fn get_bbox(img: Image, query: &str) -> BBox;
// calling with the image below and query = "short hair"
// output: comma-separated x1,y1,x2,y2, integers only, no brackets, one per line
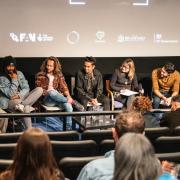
40,56,62,75
115,110,145,138
164,62,175,74
114,133,161,180
84,56,96,65
172,95,180,103
9,128,64,180
132,96,152,114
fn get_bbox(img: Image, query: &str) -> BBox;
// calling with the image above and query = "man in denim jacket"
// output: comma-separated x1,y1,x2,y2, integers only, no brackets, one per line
0,56,43,130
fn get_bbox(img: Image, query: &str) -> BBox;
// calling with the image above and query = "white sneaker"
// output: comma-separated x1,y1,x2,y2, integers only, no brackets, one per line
24,105,35,113
15,104,25,112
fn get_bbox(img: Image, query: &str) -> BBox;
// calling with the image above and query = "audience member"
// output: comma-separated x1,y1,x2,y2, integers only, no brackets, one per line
132,96,160,128
161,95,180,132
114,133,161,180
77,110,145,180
0,128,64,180
35,56,75,129
76,56,110,110
0,56,43,129
110,58,143,109
152,62,179,109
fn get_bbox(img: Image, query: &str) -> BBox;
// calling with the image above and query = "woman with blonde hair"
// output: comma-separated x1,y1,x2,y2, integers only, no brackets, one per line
0,128,64,180
110,58,143,109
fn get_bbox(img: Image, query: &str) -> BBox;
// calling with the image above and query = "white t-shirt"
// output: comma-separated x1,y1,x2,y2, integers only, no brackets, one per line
47,74,55,91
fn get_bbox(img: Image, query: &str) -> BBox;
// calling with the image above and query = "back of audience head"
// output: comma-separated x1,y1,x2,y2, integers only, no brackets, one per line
171,95,180,111
40,56,62,75
113,110,145,142
114,133,161,180
10,128,64,180
132,96,152,114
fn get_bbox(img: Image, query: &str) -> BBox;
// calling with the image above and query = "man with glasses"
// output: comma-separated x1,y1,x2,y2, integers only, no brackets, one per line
152,62,180,109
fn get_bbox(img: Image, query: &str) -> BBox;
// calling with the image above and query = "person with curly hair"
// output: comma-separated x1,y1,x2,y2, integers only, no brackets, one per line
132,96,160,128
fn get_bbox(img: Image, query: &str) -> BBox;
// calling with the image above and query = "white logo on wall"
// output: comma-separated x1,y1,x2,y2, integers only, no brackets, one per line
154,33,179,44
95,31,106,43
69,0,86,5
117,34,146,43
133,0,149,6
10,33,54,42
67,31,80,44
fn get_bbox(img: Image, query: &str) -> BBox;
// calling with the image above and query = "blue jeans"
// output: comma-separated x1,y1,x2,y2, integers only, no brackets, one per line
152,92,171,109
43,90,73,130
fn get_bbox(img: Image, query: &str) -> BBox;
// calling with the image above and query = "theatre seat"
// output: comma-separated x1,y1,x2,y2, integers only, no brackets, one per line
0,143,16,159
0,159,13,172
99,139,115,155
47,131,79,141
51,140,98,162
0,132,22,143
156,152,180,164
155,136,180,153
59,156,103,180
81,129,113,144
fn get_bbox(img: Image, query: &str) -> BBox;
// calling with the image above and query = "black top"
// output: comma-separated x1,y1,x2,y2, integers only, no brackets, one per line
76,69,103,100
161,108,180,132
110,68,139,92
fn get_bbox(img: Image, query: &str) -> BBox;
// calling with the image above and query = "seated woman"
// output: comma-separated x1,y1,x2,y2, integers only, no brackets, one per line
0,128,64,180
132,96,160,128
110,58,143,109
114,133,161,180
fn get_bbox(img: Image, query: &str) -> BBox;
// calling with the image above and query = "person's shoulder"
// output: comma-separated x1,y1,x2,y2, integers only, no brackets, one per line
94,69,102,75
0,170,12,180
77,69,84,76
152,68,159,74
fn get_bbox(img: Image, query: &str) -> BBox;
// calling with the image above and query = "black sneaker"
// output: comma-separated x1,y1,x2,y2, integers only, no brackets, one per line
73,100,85,111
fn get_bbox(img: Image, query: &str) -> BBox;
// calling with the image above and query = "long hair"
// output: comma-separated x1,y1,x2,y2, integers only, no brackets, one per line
120,58,135,80
9,128,64,180
114,133,161,180
132,96,152,114
40,56,62,75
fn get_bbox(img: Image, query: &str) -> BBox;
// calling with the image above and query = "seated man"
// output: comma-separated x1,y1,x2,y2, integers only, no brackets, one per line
161,95,180,132
0,56,43,129
152,62,180,109
35,56,76,129
77,110,145,180
76,56,110,110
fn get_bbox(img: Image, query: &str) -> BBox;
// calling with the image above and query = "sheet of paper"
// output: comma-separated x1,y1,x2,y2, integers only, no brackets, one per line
120,89,138,96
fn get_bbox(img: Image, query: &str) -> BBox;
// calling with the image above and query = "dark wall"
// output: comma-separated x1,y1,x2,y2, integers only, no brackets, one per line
0,56,179,96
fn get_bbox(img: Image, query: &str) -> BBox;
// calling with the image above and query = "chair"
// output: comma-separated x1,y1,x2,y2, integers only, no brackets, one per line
99,139,115,155
145,127,171,146
174,126,180,136
0,159,13,172
51,140,98,162
0,132,22,144
47,131,79,141
105,80,123,111
81,129,113,144
0,143,16,159
59,156,103,180
156,152,180,164
154,136,180,153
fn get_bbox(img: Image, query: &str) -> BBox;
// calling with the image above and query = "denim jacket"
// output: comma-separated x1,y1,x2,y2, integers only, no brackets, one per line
0,71,30,109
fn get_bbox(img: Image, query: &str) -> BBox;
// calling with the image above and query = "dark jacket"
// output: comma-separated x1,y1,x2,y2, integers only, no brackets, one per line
76,69,103,100
161,108,180,132
35,72,70,97
110,68,139,92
